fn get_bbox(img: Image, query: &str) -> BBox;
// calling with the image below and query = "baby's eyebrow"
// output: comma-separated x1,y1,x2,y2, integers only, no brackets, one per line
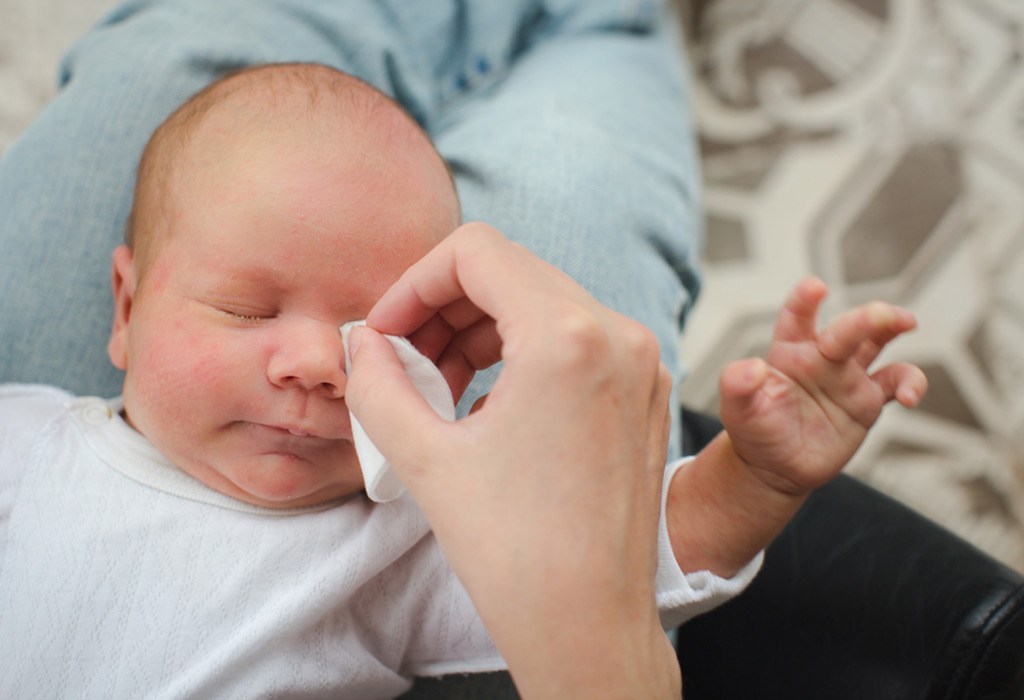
211,262,291,290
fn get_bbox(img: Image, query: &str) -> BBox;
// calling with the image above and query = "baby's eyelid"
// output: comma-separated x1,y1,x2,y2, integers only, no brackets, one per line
233,311,269,323
218,306,276,323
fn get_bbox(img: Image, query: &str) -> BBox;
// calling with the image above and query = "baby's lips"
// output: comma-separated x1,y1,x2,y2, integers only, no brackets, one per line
260,410,353,441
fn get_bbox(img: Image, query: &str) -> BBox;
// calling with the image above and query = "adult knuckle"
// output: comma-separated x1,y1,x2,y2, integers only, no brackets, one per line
547,303,610,369
656,363,673,394
622,320,660,361
456,221,504,246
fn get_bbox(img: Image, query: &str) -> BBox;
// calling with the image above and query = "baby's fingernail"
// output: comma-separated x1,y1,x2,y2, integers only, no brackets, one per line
868,302,895,326
899,386,920,406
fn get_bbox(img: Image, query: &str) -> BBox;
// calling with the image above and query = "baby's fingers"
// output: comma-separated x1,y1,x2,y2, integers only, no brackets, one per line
718,357,771,425
817,302,917,366
870,362,928,408
772,277,829,344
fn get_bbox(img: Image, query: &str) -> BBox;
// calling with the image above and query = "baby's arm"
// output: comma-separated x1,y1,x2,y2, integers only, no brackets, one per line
666,278,928,577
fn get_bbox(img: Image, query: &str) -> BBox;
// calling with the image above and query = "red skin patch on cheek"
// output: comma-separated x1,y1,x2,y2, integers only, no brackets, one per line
140,325,224,401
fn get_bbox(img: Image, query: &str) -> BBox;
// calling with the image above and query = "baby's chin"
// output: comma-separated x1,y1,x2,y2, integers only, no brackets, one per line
205,451,367,509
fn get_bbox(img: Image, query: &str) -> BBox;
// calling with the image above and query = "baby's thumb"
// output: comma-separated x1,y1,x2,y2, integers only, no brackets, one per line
345,326,450,472
718,357,769,427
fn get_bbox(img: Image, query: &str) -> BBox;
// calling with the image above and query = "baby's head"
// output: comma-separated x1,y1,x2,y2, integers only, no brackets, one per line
107,63,460,508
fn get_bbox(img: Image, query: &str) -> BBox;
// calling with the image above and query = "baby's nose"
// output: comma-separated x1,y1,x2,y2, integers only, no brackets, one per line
267,319,346,397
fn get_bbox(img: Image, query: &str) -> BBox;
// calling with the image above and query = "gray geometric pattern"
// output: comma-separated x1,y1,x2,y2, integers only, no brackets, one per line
682,0,1024,571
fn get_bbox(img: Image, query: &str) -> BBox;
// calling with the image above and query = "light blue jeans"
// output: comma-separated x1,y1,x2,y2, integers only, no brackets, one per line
0,0,702,460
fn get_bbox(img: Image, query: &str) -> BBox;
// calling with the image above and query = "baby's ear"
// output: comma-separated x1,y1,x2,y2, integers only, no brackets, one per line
108,245,137,370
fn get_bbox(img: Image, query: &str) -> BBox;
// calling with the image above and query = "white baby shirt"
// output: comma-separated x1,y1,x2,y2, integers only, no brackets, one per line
0,384,761,699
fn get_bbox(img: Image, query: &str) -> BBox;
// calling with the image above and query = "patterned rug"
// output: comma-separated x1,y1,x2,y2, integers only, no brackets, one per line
681,0,1024,571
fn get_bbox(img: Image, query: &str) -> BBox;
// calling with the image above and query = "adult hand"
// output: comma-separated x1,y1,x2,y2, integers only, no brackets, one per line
345,223,679,699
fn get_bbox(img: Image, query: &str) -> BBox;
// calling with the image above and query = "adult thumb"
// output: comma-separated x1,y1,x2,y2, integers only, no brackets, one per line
345,325,453,474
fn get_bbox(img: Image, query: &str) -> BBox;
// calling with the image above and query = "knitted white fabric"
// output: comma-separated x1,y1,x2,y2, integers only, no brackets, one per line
340,321,456,503
657,459,764,628
0,385,500,699
0,384,762,698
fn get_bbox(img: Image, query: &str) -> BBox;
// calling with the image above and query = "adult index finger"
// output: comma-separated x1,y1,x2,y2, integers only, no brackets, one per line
365,222,586,339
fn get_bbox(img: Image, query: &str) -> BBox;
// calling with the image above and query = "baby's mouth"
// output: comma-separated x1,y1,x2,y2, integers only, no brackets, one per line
264,424,327,440
251,420,352,443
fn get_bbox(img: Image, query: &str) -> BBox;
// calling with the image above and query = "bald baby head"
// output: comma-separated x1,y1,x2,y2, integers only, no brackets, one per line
126,63,460,279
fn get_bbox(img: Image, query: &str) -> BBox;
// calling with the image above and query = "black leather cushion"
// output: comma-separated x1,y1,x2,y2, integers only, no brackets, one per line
401,671,519,699
677,473,1024,700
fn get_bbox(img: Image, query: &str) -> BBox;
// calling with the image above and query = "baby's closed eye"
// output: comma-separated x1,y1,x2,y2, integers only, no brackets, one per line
216,305,277,324
198,295,279,324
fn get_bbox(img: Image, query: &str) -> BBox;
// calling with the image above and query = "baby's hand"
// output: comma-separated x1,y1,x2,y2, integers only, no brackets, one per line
719,277,927,498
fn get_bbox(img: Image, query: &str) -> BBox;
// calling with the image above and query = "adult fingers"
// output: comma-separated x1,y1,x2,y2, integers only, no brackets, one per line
405,297,493,361
647,362,674,482
435,316,504,403
404,314,457,362
366,223,587,339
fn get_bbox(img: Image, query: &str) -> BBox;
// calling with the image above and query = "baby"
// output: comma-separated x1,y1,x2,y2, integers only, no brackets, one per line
0,63,925,697
110,63,459,509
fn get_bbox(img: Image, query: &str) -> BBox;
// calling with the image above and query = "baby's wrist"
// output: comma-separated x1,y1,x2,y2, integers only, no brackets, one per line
726,444,813,502
667,433,807,577
717,435,808,513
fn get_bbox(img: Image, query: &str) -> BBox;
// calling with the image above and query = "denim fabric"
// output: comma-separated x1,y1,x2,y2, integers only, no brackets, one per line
0,0,702,459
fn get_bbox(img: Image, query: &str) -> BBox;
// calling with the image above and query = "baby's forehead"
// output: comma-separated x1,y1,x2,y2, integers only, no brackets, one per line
138,65,459,244
171,72,440,195
194,66,418,144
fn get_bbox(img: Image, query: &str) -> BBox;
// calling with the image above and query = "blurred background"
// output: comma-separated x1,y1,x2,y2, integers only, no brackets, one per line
2,0,1021,571
678,0,1024,572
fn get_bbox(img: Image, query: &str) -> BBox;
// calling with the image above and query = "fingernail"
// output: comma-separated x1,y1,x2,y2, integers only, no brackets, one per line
900,386,920,406
349,325,364,356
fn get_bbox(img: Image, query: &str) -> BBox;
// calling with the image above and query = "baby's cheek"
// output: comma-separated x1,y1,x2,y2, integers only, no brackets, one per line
183,338,235,386
136,326,234,410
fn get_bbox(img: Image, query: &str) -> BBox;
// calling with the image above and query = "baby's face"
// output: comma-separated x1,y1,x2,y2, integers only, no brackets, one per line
109,119,458,508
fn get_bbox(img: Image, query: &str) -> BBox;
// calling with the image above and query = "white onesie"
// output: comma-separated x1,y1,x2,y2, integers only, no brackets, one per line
0,383,761,699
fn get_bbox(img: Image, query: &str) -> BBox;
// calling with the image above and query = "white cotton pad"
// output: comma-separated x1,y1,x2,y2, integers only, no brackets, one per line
340,321,455,503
